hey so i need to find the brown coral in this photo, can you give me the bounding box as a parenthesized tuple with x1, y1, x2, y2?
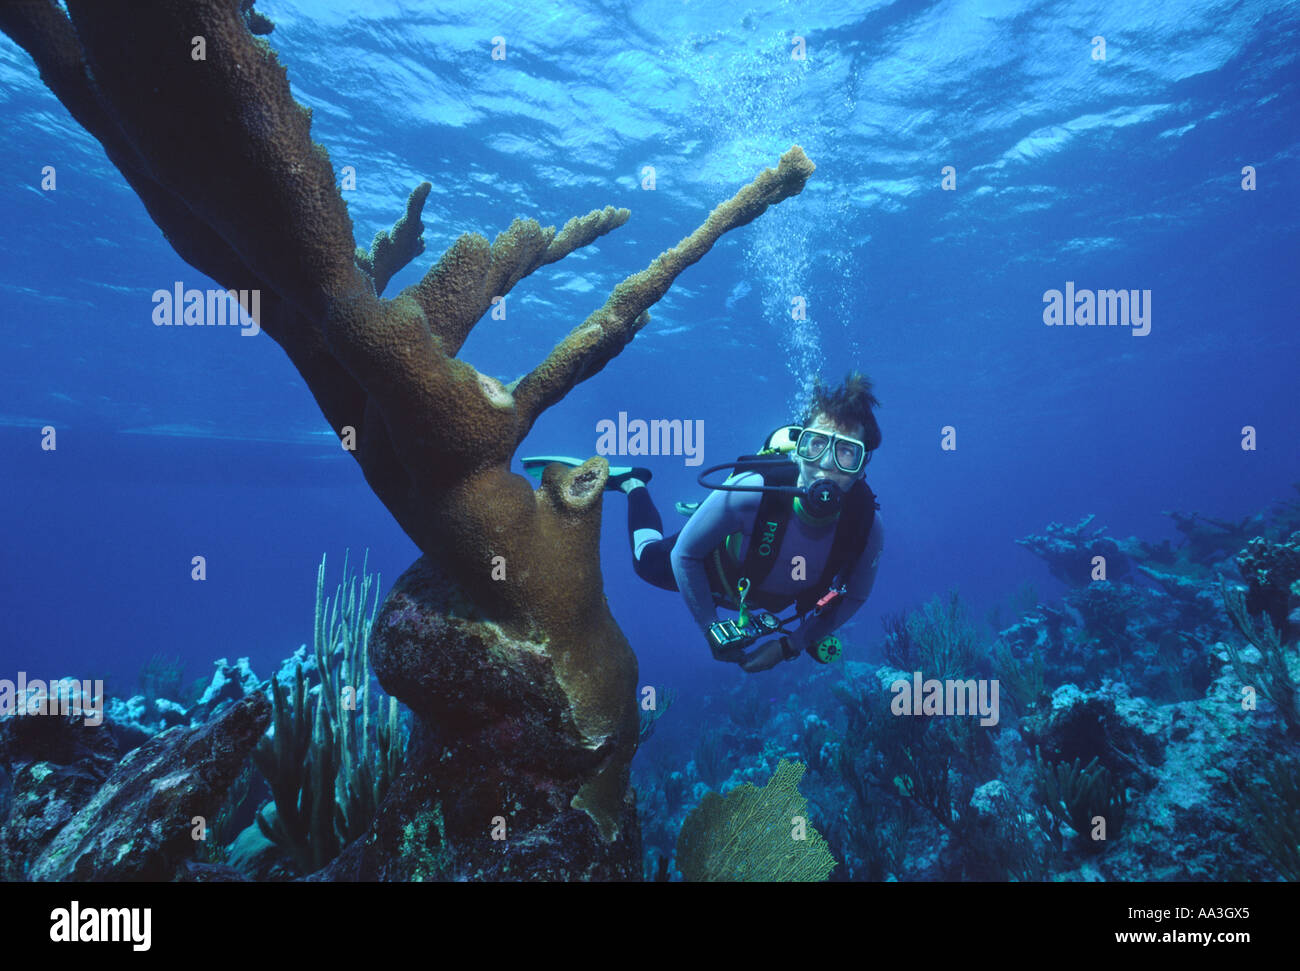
(2, 1, 816, 877)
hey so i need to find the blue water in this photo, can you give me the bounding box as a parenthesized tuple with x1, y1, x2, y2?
(1, 1, 1297, 733)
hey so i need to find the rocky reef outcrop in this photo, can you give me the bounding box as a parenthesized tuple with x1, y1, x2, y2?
(3, 695, 268, 881)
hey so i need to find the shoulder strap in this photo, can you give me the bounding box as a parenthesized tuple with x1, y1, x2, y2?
(736, 461, 798, 593)
(702, 460, 794, 607)
(796, 480, 878, 615)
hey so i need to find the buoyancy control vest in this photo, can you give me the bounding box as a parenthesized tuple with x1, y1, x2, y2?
(704, 456, 878, 616)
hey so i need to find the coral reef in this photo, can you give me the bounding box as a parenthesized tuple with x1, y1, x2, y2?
(1033, 748, 1128, 852)
(880, 608, 917, 669)
(1063, 581, 1148, 677)
(28, 695, 269, 881)
(1161, 510, 1262, 567)
(1016, 515, 1129, 585)
(831, 738, 912, 881)
(0, 2, 815, 878)
(1268, 483, 1300, 538)
(692, 728, 730, 791)
(0, 656, 284, 880)
(827, 624, 1035, 882)
(0, 550, 416, 882)
(1234, 758, 1300, 880)
(1020, 683, 1162, 782)
(0, 706, 120, 880)
(906, 590, 986, 679)
(994, 641, 1048, 717)
(1233, 531, 1300, 640)
(1220, 577, 1299, 735)
(319, 555, 642, 880)
(190, 657, 263, 724)
(626, 490, 1300, 883)
(136, 653, 187, 711)
(994, 559, 1217, 703)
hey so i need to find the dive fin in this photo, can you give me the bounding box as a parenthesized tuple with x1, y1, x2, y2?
(520, 456, 587, 481)
(521, 456, 651, 491)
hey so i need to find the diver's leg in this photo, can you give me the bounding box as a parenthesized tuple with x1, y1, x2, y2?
(623, 480, 679, 591)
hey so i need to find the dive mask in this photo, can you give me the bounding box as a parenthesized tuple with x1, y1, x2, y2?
(795, 428, 869, 475)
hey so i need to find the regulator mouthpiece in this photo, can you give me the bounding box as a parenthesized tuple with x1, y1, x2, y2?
(804, 478, 843, 515)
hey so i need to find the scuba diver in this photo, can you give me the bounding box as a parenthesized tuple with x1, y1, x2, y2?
(523, 372, 884, 673)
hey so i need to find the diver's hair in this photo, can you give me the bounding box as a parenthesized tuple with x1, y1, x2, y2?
(802, 371, 882, 451)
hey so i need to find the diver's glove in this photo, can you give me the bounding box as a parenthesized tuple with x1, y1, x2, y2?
(709, 641, 747, 664)
(739, 637, 794, 673)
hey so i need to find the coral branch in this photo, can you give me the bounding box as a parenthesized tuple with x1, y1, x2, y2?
(544, 206, 631, 265)
(403, 205, 629, 358)
(356, 182, 432, 297)
(65, 0, 360, 318)
(512, 145, 816, 441)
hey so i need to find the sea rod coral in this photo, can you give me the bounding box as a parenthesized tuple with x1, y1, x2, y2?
(0, 1, 816, 878)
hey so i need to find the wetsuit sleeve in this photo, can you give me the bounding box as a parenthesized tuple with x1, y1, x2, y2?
(670, 475, 762, 634)
(790, 514, 884, 659)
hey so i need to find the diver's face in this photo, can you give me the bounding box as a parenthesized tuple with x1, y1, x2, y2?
(797, 413, 867, 493)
